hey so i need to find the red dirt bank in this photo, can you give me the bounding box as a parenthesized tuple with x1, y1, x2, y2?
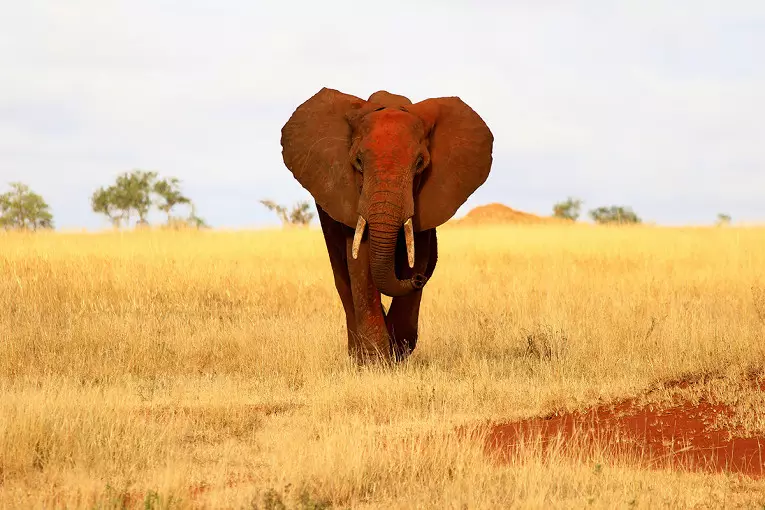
(449, 203, 568, 226)
(485, 380, 765, 478)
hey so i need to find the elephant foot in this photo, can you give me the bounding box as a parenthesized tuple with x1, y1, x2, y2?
(349, 323, 394, 365)
(391, 341, 412, 363)
(385, 294, 422, 363)
(388, 325, 417, 363)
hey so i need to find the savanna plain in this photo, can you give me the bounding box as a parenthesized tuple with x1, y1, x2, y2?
(2, 223, 765, 509)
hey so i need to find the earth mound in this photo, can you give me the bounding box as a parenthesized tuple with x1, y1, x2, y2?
(449, 203, 568, 226)
(483, 377, 765, 478)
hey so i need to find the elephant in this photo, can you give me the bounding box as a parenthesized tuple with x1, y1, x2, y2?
(280, 87, 493, 363)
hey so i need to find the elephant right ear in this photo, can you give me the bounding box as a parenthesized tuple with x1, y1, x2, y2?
(280, 87, 369, 228)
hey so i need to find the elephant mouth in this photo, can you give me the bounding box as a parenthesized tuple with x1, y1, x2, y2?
(351, 214, 428, 296)
(352, 215, 416, 269)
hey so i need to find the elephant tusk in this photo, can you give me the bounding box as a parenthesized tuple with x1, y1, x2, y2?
(352, 216, 366, 259)
(404, 217, 415, 268)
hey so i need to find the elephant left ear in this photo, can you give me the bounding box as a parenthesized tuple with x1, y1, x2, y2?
(407, 97, 494, 231)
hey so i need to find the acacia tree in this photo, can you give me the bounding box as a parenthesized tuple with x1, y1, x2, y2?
(260, 199, 315, 227)
(289, 201, 315, 225)
(91, 170, 157, 227)
(91, 170, 205, 229)
(552, 197, 583, 221)
(90, 186, 121, 227)
(118, 170, 157, 225)
(153, 177, 191, 224)
(589, 205, 641, 225)
(186, 203, 208, 229)
(259, 200, 288, 224)
(0, 182, 54, 231)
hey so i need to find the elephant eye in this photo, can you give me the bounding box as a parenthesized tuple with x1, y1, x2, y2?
(354, 156, 363, 172)
(415, 155, 424, 171)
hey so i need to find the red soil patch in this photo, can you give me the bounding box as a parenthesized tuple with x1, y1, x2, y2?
(449, 203, 569, 226)
(485, 394, 765, 478)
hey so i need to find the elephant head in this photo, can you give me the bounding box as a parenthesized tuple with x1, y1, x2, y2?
(280, 87, 493, 297)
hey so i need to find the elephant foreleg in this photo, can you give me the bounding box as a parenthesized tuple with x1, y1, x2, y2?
(345, 233, 392, 363)
(386, 229, 438, 361)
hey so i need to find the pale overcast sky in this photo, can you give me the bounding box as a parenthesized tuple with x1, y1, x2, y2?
(2, 1, 763, 229)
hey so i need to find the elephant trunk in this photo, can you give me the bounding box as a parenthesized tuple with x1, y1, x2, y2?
(365, 198, 426, 297)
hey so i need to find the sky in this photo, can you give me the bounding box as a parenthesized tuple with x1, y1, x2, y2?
(1, 0, 764, 229)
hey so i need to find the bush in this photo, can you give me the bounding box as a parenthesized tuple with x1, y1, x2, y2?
(589, 206, 641, 225)
(552, 197, 583, 221)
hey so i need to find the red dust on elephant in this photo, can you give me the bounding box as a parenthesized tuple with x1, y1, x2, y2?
(280, 88, 493, 363)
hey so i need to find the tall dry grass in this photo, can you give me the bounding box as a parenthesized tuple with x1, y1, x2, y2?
(2, 225, 765, 508)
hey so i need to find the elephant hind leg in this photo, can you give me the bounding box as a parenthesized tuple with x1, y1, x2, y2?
(386, 291, 422, 362)
(317, 206, 356, 350)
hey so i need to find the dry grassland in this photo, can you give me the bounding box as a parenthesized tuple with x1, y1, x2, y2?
(2, 224, 765, 508)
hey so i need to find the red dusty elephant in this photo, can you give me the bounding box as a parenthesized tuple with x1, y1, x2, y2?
(280, 88, 493, 363)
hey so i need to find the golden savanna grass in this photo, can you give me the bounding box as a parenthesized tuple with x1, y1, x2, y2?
(2, 224, 765, 508)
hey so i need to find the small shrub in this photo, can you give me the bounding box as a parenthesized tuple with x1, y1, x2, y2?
(552, 197, 583, 221)
(589, 206, 641, 225)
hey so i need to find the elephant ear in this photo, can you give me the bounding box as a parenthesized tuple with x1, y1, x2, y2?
(280, 87, 369, 228)
(407, 97, 494, 231)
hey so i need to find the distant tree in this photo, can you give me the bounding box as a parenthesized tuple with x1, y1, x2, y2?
(118, 170, 157, 226)
(185, 203, 208, 229)
(0, 182, 54, 231)
(91, 170, 204, 229)
(552, 197, 583, 221)
(589, 205, 641, 225)
(167, 203, 208, 230)
(716, 213, 732, 226)
(153, 177, 191, 224)
(91, 170, 157, 227)
(289, 201, 315, 225)
(259, 200, 289, 224)
(90, 186, 122, 227)
(260, 199, 315, 227)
